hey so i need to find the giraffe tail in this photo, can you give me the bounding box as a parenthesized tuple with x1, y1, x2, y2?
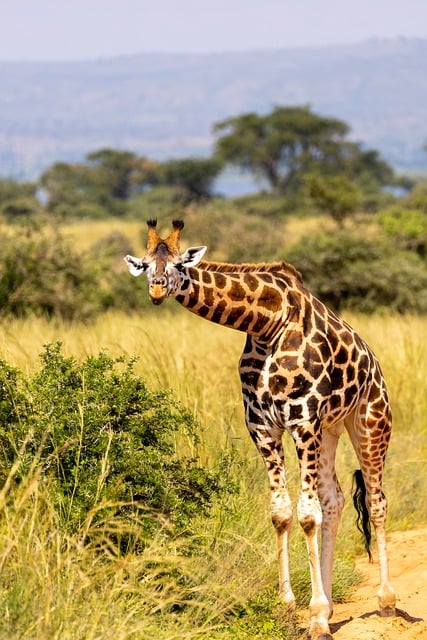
(352, 469, 373, 563)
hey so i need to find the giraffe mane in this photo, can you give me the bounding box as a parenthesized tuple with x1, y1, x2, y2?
(198, 260, 302, 282)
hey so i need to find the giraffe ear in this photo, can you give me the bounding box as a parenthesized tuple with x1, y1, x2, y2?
(180, 246, 207, 267)
(124, 255, 148, 276)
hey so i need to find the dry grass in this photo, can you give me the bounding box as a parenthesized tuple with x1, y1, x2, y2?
(0, 310, 425, 638)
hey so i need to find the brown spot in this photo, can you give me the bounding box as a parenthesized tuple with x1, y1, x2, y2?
(278, 355, 299, 371)
(335, 344, 349, 365)
(270, 374, 288, 395)
(214, 272, 227, 289)
(202, 286, 215, 307)
(238, 311, 255, 331)
(252, 314, 269, 334)
(300, 515, 316, 537)
(288, 404, 303, 421)
(198, 304, 210, 317)
(259, 285, 282, 311)
(211, 300, 228, 323)
(229, 279, 246, 301)
(285, 330, 304, 351)
(243, 273, 259, 292)
(331, 368, 344, 389)
(226, 306, 247, 325)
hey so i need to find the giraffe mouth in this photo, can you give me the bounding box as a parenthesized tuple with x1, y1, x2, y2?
(149, 283, 168, 305)
(150, 296, 164, 306)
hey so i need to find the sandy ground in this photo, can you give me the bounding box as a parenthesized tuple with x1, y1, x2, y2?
(322, 528, 427, 639)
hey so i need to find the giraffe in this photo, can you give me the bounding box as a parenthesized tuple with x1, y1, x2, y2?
(124, 219, 396, 639)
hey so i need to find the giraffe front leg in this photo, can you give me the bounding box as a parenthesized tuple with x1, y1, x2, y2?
(249, 426, 296, 610)
(294, 429, 332, 640)
(297, 490, 332, 639)
(271, 487, 296, 609)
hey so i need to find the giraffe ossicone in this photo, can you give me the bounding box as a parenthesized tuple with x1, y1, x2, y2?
(125, 219, 396, 639)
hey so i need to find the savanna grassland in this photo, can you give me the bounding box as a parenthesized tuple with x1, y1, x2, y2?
(0, 201, 426, 639)
(0, 306, 426, 640)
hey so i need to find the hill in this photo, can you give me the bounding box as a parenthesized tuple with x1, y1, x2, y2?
(1, 38, 427, 179)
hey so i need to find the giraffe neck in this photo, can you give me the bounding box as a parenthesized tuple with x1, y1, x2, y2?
(172, 261, 298, 337)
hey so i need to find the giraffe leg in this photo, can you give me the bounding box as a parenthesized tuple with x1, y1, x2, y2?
(293, 426, 332, 639)
(317, 422, 345, 617)
(249, 427, 296, 609)
(359, 466, 396, 616)
(346, 405, 396, 617)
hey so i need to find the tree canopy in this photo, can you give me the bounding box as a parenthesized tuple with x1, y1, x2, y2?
(214, 105, 394, 194)
(161, 156, 224, 203)
(41, 150, 160, 217)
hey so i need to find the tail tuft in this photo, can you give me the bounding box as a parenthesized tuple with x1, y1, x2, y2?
(352, 469, 373, 562)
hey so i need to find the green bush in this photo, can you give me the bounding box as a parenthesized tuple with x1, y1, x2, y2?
(378, 205, 427, 257)
(0, 221, 147, 319)
(286, 230, 427, 313)
(0, 344, 237, 542)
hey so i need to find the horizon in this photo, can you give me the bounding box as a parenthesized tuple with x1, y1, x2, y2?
(1, 35, 427, 65)
(1, 0, 427, 62)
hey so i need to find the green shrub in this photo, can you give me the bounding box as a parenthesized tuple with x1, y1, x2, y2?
(404, 179, 427, 213)
(0, 344, 237, 542)
(286, 230, 427, 313)
(0, 221, 147, 319)
(378, 205, 427, 257)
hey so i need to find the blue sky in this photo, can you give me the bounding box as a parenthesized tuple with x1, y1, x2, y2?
(1, 0, 427, 61)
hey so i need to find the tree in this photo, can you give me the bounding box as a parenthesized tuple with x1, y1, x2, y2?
(0, 178, 37, 204)
(213, 105, 394, 195)
(41, 150, 161, 217)
(40, 161, 102, 216)
(86, 148, 159, 200)
(307, 175, 360, 226)
(0, 178, 40, 220)
(161, 156, 224, 203)
(214, 105, 349, 193)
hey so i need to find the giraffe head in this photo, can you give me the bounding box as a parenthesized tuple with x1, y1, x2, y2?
(124, 219, 207, 305)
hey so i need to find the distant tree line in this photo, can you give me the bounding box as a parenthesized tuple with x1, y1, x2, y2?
(0, 103, 426, 317)
(0, 104, 413, 221)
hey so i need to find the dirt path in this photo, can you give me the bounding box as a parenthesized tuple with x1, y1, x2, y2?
(323, 528, 427, 639)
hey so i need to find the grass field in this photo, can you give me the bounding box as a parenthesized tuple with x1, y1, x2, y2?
(0, 309, 426, 639)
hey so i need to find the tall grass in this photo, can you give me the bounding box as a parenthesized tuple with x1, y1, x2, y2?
(0, 310, 426, 638)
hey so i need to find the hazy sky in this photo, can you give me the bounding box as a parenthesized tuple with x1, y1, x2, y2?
(1, 0, 427, 61)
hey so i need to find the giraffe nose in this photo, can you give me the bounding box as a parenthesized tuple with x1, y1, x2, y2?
(149, 275, 168, 304)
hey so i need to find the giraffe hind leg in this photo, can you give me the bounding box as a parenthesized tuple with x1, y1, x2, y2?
(345, 406, 396, 617)
(351, 464, 396, 616)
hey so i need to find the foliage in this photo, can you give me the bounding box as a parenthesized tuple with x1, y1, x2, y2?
(213, 105, 394, 196)
(0, 312, 426, 639)
(40, 149, 160, 218)
(378, 205, 427, 256)
(307, 174, 360, 225)
(1, 196, 41, 220)
(0, 344, 237, 541)
(286, 230, 427, 313)
(0, 220, 146, 320)
(0, 178, 37, 203)
(86, 148, 160, 200)
(0, 178, 40, 220)
(161, 156, 225, 203)
(403, 178, 427, 213)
